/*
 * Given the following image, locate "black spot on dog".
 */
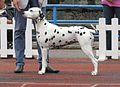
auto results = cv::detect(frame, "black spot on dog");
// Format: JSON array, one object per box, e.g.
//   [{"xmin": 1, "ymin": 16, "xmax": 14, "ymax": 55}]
[
  {"xmin": 60, "ymin": 28, "xmax": 62, "ymax": 29},
  {"xmin": 67, "ymin": 42, "xmax": 71, "ymax": 44},
  {"xmin": 62, "ymin": 34, "xmax": 65, "ymax": 36},
  {"xmin": 59, "ymin": 40, "xmax": 61, "ymax": 43},
  {"xmin": 54, "ymin": 29, "xmax": 56, "ymax": 33},
  {"xmin": 45, "ymin": 38, "xmax": 48, "ymax": 43},
  {"xmin": 51, "ymin": 36, "xmax": 55, "ymax": 40},
  {"xmin": 90, "ymin": 38, "xmax": 92, "ymax": 39},
  {"xmin": 45, "ymin": 32, "xmax": 47, "ymax": 35},
  {"xmin": 68, "ymin": 30, "xmax": 72, "ymax": 34},
  {"xmin": 73, "ymin": 39, "xmax": 76, "ymax": 41},
  {"xmin": 53, "ymin": 36, "xmax": 55, "ymax": 38},
  {"xmin": 53, "ymin": 42, "xmax": 55, "ymax": 45},
  {"xmin": 65, "ymin": 41, "xmax": 68, "ymax": 43},
  {"xmin": 38, "ymin": 36, "xmax": 40, "ymax": 38},
  {"xmin": 80, "ymin": 33, "xmax": 82, "ymax": 36},
  {"xmin": 57, "ymin": 31, "xmax": 59, "ymax": 34},
  {"xmin": 44, "ymin": 23, "xmax": 47, "ymax": 25},
  {"xmin": 83, "ymin": 32, "xmax": 86, "ymax": 34},
  {"xmin": 75, "ymin": 31, "xmax": 79, "ymax": 34}
]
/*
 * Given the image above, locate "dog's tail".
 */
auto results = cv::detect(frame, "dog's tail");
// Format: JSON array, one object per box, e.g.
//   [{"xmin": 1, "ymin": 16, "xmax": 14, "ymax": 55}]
[
  {"xmin": 89, "ymin": 29, "xmax": 96, "ymax": 33},
  {"xmin": 89, "ymin": 24, "xmax": 97, "ymax": 33},
  {"xmin": 90, "ymin": 24, "xmax": 96, "ymax": 30}
]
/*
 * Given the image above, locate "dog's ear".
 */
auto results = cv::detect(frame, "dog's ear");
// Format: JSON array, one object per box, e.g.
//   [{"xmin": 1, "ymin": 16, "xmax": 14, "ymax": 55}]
[{"xmin": 39, "ymin": 11, "xmax": 44, "ymax": 20}]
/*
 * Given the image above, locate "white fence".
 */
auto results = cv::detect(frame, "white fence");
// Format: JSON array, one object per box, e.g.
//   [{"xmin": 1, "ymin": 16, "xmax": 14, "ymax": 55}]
[
  {"xmin": 0, "ymin": 17, "xmax": 38, "ymax": 58},
  {"xmin": 0, "ymin": 17, "xmax": 120, "ymax": 59},
  {"xmin": 96, "ymin": 18, "xmax": 120, "ymax": 60}
]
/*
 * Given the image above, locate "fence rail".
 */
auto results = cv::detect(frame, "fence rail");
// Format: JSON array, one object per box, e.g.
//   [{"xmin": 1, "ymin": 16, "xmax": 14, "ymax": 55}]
[{"xmin": 47, "ymin": 4, "xmax": 103, "ymax": 23}]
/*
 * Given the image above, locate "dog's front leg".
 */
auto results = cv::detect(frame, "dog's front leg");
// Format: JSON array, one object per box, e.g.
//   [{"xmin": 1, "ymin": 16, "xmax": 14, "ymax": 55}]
[{"xmin": 38, "ymin": 48, "xmax": 48, "ymax": 75}]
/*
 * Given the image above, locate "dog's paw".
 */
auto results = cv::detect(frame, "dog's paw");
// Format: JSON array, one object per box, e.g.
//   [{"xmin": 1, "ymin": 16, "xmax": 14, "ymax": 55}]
[
  {"xmin": 38, "ymin": 70, "xmax": 45, "ymax": 75},
  {"xmin": 98, "ymin": 58, "xmax": 107, "ymax": 61},
  {"xmin": 91, "ymin": 71, "xmax": 97, "ymax": 76}
]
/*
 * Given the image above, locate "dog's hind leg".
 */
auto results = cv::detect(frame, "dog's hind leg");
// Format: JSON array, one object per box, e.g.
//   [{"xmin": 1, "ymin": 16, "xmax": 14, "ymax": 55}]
[
  {"xmin": 80, "ymin": 44, "xmax": 98, "ymax": 75},
  {"xmin": 38, "ymin": 48, "xmax": 48, "ymax": 75},
  {"xmin": 77, "ymin": 33, "xmax": 98, "ymax": 75}
]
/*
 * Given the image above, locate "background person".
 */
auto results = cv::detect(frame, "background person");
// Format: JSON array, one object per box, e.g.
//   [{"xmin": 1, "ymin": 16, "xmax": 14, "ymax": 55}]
[{"xmin": 101, "ymin": 0, "xmax": 120, "ymax": 59}]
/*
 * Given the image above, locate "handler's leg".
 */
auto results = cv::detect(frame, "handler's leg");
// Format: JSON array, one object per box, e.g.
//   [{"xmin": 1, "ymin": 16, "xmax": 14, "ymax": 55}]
[{"xmin": 14, "ymin": 9, "xmax": 27, "ymax": 73}]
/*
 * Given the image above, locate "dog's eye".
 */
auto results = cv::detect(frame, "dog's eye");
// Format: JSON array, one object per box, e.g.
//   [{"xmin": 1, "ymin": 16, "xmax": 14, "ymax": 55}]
[{"xmin": 30, "ymin": 10, "xmax": 33, "ymax": 12}]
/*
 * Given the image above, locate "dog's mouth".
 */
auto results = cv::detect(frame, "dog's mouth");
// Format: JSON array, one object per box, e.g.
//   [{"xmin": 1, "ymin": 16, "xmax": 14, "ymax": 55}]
[
  {"xmin": 23, "ymin": 15, "xmax": 31, "ymax": 19},
  {"xmin": 22, "ymin": 12, "xmax": 37, "ymax": 19},
  {"xmin": 23, "ymin": 15, "xmax": 37, "ymax": 19},
  {"xmin": 22, "ymin": 14, "xmax": 32, "ymax": 19}
]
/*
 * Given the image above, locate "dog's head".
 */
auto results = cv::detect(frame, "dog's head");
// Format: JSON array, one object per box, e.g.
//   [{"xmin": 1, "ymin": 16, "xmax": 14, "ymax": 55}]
[{"xmin": 23, "ymin": 7, "xmax": 44, "ymax": 20}]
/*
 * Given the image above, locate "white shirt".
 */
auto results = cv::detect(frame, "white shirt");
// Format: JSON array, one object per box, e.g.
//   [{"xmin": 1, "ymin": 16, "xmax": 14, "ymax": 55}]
[{"xmin": 39, "ymin": 0, "xmax": 47, "ymax": 7}]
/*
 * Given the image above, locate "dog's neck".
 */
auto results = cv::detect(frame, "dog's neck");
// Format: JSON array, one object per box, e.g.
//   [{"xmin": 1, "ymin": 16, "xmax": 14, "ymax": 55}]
[
  {"xmin": 35, "ymin": 17, "xmax": 48, "ymax": 31},
  {"xmin": 37, "ymin": 17, "xmax": 46, "ymax": 24}
]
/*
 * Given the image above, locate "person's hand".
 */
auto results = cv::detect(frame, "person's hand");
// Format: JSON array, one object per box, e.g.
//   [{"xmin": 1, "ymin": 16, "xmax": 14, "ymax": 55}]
[
  {"xmin": 13, "ymin": 0, "xmax": 21, "ymax": 11},
  {"xmin": 107, "ymin": 0, "xmax": 112, "ymax": 2},
  {"xmin": 0, "ymin": 0, "xmax": 5, "ymax": 9}
]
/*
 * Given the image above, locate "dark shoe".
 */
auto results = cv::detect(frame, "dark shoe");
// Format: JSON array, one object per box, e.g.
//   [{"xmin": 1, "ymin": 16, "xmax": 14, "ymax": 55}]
[
  {"xmin": 39, "ymin": 65, "xmax": 59, "ymax": 73},
  {"xmin": 46, "ymin": 66, "xmax": 59, "ymax": 73},
  {"xmin": 14, "ymin": 65, "xmax": 24, "ymax": 73}
]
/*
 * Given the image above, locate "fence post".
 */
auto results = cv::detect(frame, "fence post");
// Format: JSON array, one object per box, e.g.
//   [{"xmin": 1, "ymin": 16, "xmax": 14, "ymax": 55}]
[
  {"xmin": 96, "ymin": 18, "xmax": 106, "ymax": 61},
  {"xmin": 0, "ymin": 18, "xmax": 8, "ymax": 57},
  {"xmin": 25, "ymin": 19, "xmax": 33, "ymax": 58},
  {"xmin": 111, "ymin": 18, "xmax": 119, "ymax": 59},
  {"xmin": 12, "ymin": 19, "xmax": 15, "ymax": 58}
]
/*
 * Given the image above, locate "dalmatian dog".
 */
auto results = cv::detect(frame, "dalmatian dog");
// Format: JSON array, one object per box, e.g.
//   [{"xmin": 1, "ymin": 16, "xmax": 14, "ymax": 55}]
[{"xmin": 23, "ymin": 7, "xmax": 98, "ymax": 75}]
